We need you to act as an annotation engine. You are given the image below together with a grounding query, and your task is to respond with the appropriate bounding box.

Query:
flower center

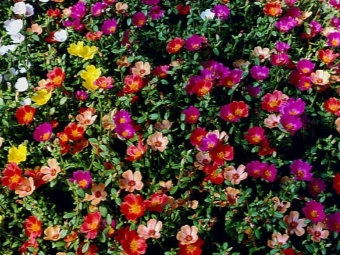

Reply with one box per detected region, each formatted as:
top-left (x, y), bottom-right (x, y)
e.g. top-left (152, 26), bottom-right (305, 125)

top-left (95, 191), bottom-right (102, 198)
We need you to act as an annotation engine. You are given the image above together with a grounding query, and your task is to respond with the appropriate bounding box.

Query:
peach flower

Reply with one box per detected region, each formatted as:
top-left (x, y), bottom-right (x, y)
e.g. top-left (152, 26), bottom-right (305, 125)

top-left (283, 211), bottom-right (306, 236)
top-left (119, 170), bottom-right (144, 192)
top-left (225, 187), bottom-right (240, 205)
top-left (116, 55), bottom-right (130, 68)
top-left (307, 222), bottom-right (329, 242)
top-left (15, 177), bottom-right (35, 197)
top-left (267, 232), bottom-right (289, 248)
top-left (27, 24), bottom-right (43, 35)
top-left (116, 2), bottom-right (128, 14)
top-left (223, 164), bottom-right (248, 184)
top-left (76, 110), bottom-right (97, 126)
top-left (271, 197), bottom-right (291, 213)
top-left (137, 219), bottom-right (163, 239)
top-left (233, 59), bottom-right (250, 68)
top-left (155, 120), bottom-right (173, 131)
top-left (40, 158), bottom-right (61, 182)
top-left (0, 137), bottom-right (4, 148)
top-left (84, 183), bottom-right (107, 205)
top-left (264, 114), bottom-right (281, 128)
top-left (311, 70), bottom-right (330, 85)
top-left (158, 180), bottom-right (173, 193)
top-left (176, 225), bottom-right (199, 245)
top-left (44, 225), bottom-right (61, 241)
top-left (253, 46), bottom-right (270, 62)
top-left (131, 61), bottom-right (151, 77)
top-left (147, 131), bottom-right (169, 152)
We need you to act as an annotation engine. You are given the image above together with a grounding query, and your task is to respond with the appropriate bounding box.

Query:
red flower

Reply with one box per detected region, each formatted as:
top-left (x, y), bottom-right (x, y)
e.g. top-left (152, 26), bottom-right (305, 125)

top-left (333, 173), bottom-right (340, 194)
top-left (24, 216), bottom-right (42, 239)
top-left (46, 8), bottom-right (61, 18)
top-left (45, 31), bottom-right (57, 43)
top-left (324, 97), bottom-right (340, 116)
top-left (15, 105), bottom-right (36, 125)
top-left (120, 194), bottom-right (145, 221)
top-left (263, 2), bottom-right (282, 17)
top-left (230, 101), bottom-right (249, 118)
top-left (244, 126), bottom-right (266, 145)
top-left (167, 37), bottom-right (185, 54)
top-left (126, 140), bottom-right (147, 162)
top-left (176, 4), bottom-right (190, 15)
top-left (56, 131), bottom-right (69, 145)
top-left (1, 162), bottom-right (23, 190)
top-left (144, 193), bottom-right (168, 213)
top-left (258, 138), bottom-right (276, 156)
top-left (318, 49), bottom-right (337, 64)
top-left (25, 166), bottom-right (46, 189)
top-left (19, 239), bottom-right (38, 255)
top-left (121, 230), bottom-right (147, 255)
top-left (190, 127), bottom-right (207, 147)
top-left (203, 164), bottom-right (224, 184)
top-left (46, 67), bottom-right (65, 88)
top-left (64, 122), bottom-right (85, 141)
top-left (178, 238), bottom-right (204, 255)
top-left (79, 212), bottom-right (101, 239)
top-left (209, 142), bottom-right (234, 165)
top-left (123, 74), bottom-right (143, 94)
top-left (282, 248), bottom-right (303, 255)
top-left (192, 79), bottom-right (213, 97)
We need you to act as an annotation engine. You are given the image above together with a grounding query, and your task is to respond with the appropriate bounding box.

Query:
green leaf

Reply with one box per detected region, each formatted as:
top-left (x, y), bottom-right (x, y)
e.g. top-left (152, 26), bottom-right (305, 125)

top-left (63, 212), bottom-right (76, 219)
top-left (82, 242), bottom-right (89, 253)
top-left (60, 97), bottom-right (67, 105)
top-left (213, 48), bottom-right (220, 56)
top-left (99, 205), bottom-right (108, 217)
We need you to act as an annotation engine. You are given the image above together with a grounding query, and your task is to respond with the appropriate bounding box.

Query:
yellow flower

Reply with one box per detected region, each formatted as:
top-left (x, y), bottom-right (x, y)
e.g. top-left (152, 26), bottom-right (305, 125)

top-left (8, 144), bottom-right (27, 164)
top-left (67, 41), bottom-right (84, 56)
top-left (80, 65), bottom-right (101, 90)
top-left (31, 89), bottom-right (52, 105)
top-left (0, 215), bottom-right (2, 224)
top-left (78, 45), bottom-right (98, 61)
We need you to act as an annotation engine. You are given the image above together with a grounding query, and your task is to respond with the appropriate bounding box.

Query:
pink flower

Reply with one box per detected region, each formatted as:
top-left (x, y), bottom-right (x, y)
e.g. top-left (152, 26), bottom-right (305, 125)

top-left (283, 211), bottom-right (307, 236)
top-left (182, 106), bottom-right (200, 124)
top-left (76, 109), bottom-right (97, 126)
top-left (223, 164), bottom-right (248, 184)
top-left (264, 114), bottom-right (280, 128)
top-left (132, 12), bottom-right (146, 28)
top-left (33, 123), bottom-right (53, 142)
top-left (40, 158), bottom-right (61, 182)
top-left (14, 177), bottom-right (35, 197)
top-left (176, 225), bottom-right (199, 245)
top-left (302, 200), bottom-right (325, 223)
top-left (126, 140), bottom-right (147, 161)
top-left (267, 232), bottom-right (289, 248)
top-left (119, 170), bottom-right (144, 192)
top-left (147, 131), bottom-right (169, 152)
top-left (137, 219), bottom-right (163, 239)
top-left (307, 223), bottom-right (329, 242)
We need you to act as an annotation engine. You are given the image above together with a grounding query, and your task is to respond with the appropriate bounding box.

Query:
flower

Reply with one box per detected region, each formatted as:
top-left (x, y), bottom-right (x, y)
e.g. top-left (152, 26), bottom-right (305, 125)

top-left (272, 197), bottom-right (291, 213)
top-left (212, 4), bottom-right (230, 20)
top-left (64, 122), bottom-right (85, 141)
top-left (176, 225), bottom-right (199, 245)
top-left (267, 232), bottom-right (289, 248)
top-left (307, 222), bottom-right (329, 242)
top-left (333, 173), bottom-right (340, 194)
top-left (253, 46), bottom-right (270, 62)
top-left (167, 37), bottom-right (185, 54)
top-left (283, 211), bottom-right (306, 236)
top-left (123, 74), bottom-right (143, 93)
top-left (246, 161), bottom-right (265, 179)
top-left (264, 114), bottom-right (280, 128)
top-left (1, 163), bottom-right (23, 190)
top-left (121, 230), bottom-right (147, 255)
top-left (43, 225), bottom-right (61, 241)
top-left (46, 67), bottom-right (65, 88)
top-left (93, 76), bottom-right (114, 89)
top-left (296, 59), bottom-right (315, 74)
top-left (263, 2), bottom-right (282, 17)
top-left (15, 77), bottom-right (29, 92)
top-left (279, 114), bottom-right (302, 135)
top-left (115, 123), bottom-right (136, 139)
top-left (223, 164), bottom-right (247, 184)
top-left (31, 89), bottom-right (52, 105)
top-left (185, 35), bottom-right (203, 51)
top-left (302, 200), bottom-right (325, 223)
top-left (119, 170), bottom-right (144, 192)
top-left (144, 193), bottom-right (168, 212)
top-left (4, 19), bottom-right (23, 35)
top-left (8, 144), bottom-right (27, 164)
top-left (75, 90), bottom-right (89, 101)
top-left (69, 170), bottom-right (92, 189)
top-left (76, 109), bottom-right (97, 126)
top-left (289, 159), bottom-right (313, 181)
top-left (149, 6), bottom-right (164, 20)
top-left (327, 212), bottom-right (340, 232)
top-left (311, 70), bottom-right (330, 85)
top-left (137, 219), bottom-right (163, 239)
top-left (80, 65), bottom-right (101, 90)
top-left (33, 122), bottom-right (53, 142)
top-left (244, 126), bottom-right (266, 145)
top-left (308, 178), bottom-right (326, 196)
top-left (15, 105), bottom-right (36, 125)
top-left (250, 66), bottom-right (270, 80)
top-left (15, 177), bottom-right (35, 197)
top-left (24, 216), bottom-right (42, 239)
top-left (40, 158), bottom-right (61, 182)
top-left (101, 18), bottom-right (118, 34)
top-left (80, 212), bottom-right (101, 239)
top-left (120, 194), bottom-right (145, 221)
top-left (147, 132), bottom-right (169, 152)
top-left (200, 9), bottom-right (215, 20)
top-left (126, 141), bottom-right (147, 162)
top-left (275, 16), bottom-right (297, 32)
top-left (132, 12), bottom-right (146, 28)
top-left (131, 61), bottom-right (151, 77)
top-left (261, 163), bottom-right (277, 182)
top-left (84, 183), bottom-right (107, 205)
top-left (327, 32), bottom-right (340, 47)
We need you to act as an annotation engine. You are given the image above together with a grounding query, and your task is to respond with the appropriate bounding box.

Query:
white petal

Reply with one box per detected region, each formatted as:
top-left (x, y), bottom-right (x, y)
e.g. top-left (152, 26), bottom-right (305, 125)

top-left (15, 77), bottom-right (28, 92)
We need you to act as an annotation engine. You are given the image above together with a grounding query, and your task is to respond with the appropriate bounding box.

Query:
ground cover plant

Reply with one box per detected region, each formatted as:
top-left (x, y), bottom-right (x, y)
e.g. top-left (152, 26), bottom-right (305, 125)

top-left (1, 0), bottom-right (340, 254)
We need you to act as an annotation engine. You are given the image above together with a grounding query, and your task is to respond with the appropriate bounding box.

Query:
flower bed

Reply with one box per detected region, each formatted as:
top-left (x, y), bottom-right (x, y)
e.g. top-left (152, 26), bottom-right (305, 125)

top-left (1, 0), bottom-right (340, 254)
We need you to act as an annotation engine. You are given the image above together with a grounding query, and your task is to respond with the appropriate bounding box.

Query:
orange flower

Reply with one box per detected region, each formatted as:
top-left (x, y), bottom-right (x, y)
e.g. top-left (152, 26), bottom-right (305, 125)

top-left (15, 177), bottom-right (35, 197)
top-left (176, 225), bottom-right (199, 245)
top-left (131, 61), bottom-right (151, 77)
top-left (116, 56), bottom-right (131, 69)
top-left (84, 183), bottom-right (107, 205)
top-left (147, 131), bottom-right (169, 152)
top-left (40, 158), bottom-right (61, 182)
top-left (119, 170), bottom-right (144, 192)
top-left (263, 2), bottom-right (282, 17)
top-left (43, 225), bottom-right (61, 241)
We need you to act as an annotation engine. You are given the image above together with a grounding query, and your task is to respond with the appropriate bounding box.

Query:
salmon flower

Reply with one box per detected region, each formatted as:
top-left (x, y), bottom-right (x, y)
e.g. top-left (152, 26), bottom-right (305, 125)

top-left (43, 225), bottom-right (61, 241)
top-left (267, 232), bottom-right (289, 248)
top-left (40, 158), bottom-right (61, 182)
top-left (120, 194), bottom-right (145, 221)
top-left (46, 67), bottom-right (65, 89)
top-left (123, 74), bottom-right (143, 94)
top-left (147, 131), bottom-right (169, 152)
top-left (15, 177), bottom-right (35, 197)
top-left (283, 211), bottom-right (307, 236)
top-left (80, 212), bottom-right (101, 239)
top-left (126, 140), bottom-right (147, 161)
top-left (84, 183), bottom-right (107, 205)
top-left (119, 170), bottom-right (144, 192)
top-left (137, 219), bottom-right (163, 239)
top-left (271, 197), bottom-right (291, 213)
top-left (76, 110), bottom-right (97, 126)
top-left (176, 225), bottom-right (199, 245)
top-left (307, 223), bottom-right (329, 242)
top-left (131, 61), bottom-right (151, 77)
top-left (223, 164), bottom-right (248, 184)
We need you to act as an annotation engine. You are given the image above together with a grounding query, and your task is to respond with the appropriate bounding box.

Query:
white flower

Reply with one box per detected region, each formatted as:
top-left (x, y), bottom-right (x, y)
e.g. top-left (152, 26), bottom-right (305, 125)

top-left (39, 0), bottom-right (50, 2)
top-left (25, 4), bottom-right (34, 17)
top-left (18, 61), bottom-right (31, 73)
top-left (21, 98), bottom-right (32, 105)
top-left (15, 77), bottom-right (29, 92)
top-left (200, 9), bottom-right (215, 20)
top-left (0, 46), bottom-right (9, 55)
top-left (11, 33), bottom-right (25, 44)
top-left (54, 30), bottom-right (68, 42)
top-left (13, 2), bottom-right (26, 15)
top-left (4, 19), bottom-right (23, 35)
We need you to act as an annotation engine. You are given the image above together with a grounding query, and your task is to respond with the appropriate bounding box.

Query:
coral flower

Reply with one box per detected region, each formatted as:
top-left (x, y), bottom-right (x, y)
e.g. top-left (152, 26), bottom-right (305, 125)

top-left (15, 105), bottom-right (36, 125)
top-left (302, 200), bottom-right (325, 223)
top-left (209, 142), bottom-right (234, 165)
top-left (167, 37), bottom-right (185, 54)
top-left (261, 90), bottom-right (288, 112)
top-left (283, 211), bottom-right (307, 236)
top-left (64, 122), bottom-right (85, 141)
top-left (24, 216), bottom-right (42, 239)
top-left (43, 225), bottom-right (61, 241)
top-left (31, 89), bottom-right (52, 105)
top-left (223, 164), bottom-right (247, 184)
top-left (126, 140), bottom-right (147, 161)
top-left (131, 61), bottom-right (151, 77)
top-left (307, 222), bottom-right (329, 242)
top-left (93, 76), bottom-right (114, 89)
top-left (40, 158), bottom-right (61, 182)
top-left (76, 109), bottom-right (97, 126)
top-left (33, 122), bottom-right (53, 142)
top-left (1, 163), bottom-right (23, 190)
top-left (263, 2), bottom-right (282, 17)
top-left (267, 232), bottom-right (289, 248)
top-left (46, 67), bottom-right (65, 88)
top-left (176, 225), bottom-right (199, 245)
top-left (84, 183), bottom-right (108, 205)
top-left (80, 212), bottom-right (101, 239)
top-left (8, 144), bottom-right (27, 164)
top-left (225, 187), bottom-right (240, 205)
top-left (147, 131), bottom-right (169, 152)
top-left (69, 170), bottom-right (92, 189)
top-left (120, 194), bottom-right (145, 221)
top-left (324, 97), bottom-right (340, 116)
top-left (119, 170), bottom-right (144, 192)
top-left (15, 177), bottom-right (35, 197)
top-left (137, 219), bottom-right (163, 239)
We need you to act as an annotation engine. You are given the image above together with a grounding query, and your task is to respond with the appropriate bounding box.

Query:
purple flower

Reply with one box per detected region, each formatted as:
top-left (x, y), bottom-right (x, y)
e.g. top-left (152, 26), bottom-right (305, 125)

top-left (115, 123), bottom-right (135, 139)
top-left (142, 0), bottom-right (159, 5)
top-left (279, 98), bottom-right (305, 117)
top-left (75, 90), bottom-right (89, 101)
top-left (290, 159), bottom-right (313, 181)
top-left (149, 6), bottom-right (164, 20)
top-left (63, 18), bottom-right (84, 31)
top-left (33, 123), bottom-right (53, 142)
top-left (91, 2), bottom-right (104, 17)
top-left (246, 161), bottom-right (265, 179)
top-left (275, 16), bottom-right (297, 32)
top-left (270, 53), bottom-right (290, 66)
top-left (69, 170), bottom-right (92, 189)
top-left (246, 85), bottom-right (261, 97)
top-left (101, 18), bottom-right (117, 35)
top-left (279, 114), bottom-right (302, 135)
top-left (199, 133), bottom-right (218, 151)
top-left (327, 212), bottom-right (340, 232)
top-left (182, 106), bottom-right (200, 124)
top-left (250, 66), bottom-right (270, 81)
top-left (261, 163), bottom-right (277, 182)
top-left (310, 21), bottom-right (322, 35)
top-left (113, 109), bottom-right (131, 125)
top-left (296, 59), bottom-right (315, 74)
top-left (212, 4), bottom-right (230, 20)
top-left (308, 178), bottom-right (326, 196)
top-left (185, 34), bottom-right (203, 51)
top-left (70, 1), bottom-right (87, 19)
top-left (302, 200), bottom-right (325, 223)
top-left (275, 41), bottom-right (291, 52)
top-left (331, 17), bottom-right (340, 29)
top-left (327, 32), bottom-right (340, 47)
top-left (132, 12), bottom-right (146, 28)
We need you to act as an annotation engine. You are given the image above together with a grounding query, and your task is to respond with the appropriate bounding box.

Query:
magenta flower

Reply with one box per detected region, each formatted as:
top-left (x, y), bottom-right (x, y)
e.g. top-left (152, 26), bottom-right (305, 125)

top-left (185, 35), bottom-right (203, 51)
top-left (212, 4), bottom-right (230, 20)
top-left (297, 76), bottom-right (312, 91)
top-left (113, 110), bottom-right (132, 125)
top-left (75, 90), bottom-right (89, 101)
top-left (142, 0), bottom-right (159, 5)
top-left (246, 161), bottom-right (265, 179)
top-left (296, 59), bottom-right (315, 74)
top-left (115, 123), bottom-right (135, 139)
top-left (290, 159), bottom-right (313, 181)
top-left (331, 17), bottom-right (340, 29)
top-left (279, 114), bottom-right (302, 135)
top-left (270, 53), bottom-right (290, 66)
top-left (329, 0), bottom-right (340, 9)
top-left (261, 163), bottom-right (277, 182)
top-left (275, 16), bottom-right (297, 32)
top-left (246, 85), bottom-right (261, 97)
top-left (302, 200), bottom-right (325, 223)
top-left (308, 178), bottom-right (326, 196)
top-left (149, 6), bottom-right (164, 20)
top-left (244, 126), bottom-right (266, 145)
top-left (132, 12), bottom-right (146, 28)
top-left (91, 2), bottom-right (104, 17)
top-left (182, 106), bottom-right (200, 124)
top-left (200, 69), bottom-right (214, 81)
top-left (279, 98), bottom-right (305, 117)
top-left (69, 170), bottom-right (92, 189)
top-left (63, 18), bottom-right (84, 31)
top-left (327, 212), bottom-right (340, 232)
top-left (219, 104), bottom-right (238, 122)
top-left (221, 69), bottom-right (243, 87)
top-left (327, 32), bottom-right (340, 47)
top-left (70, 1), bottom-right (87, 19)
top-left (285, 6), bottom-right (301, 18)
top-left (199, 133), bottom-right (218, 151)
top-left (250, 66), bottom-right (270, 81)
top-left (284, 0), bottom-right (297, 6)
top-left (101, 18), bottom-right (117, 35)
top-left (33, 123), bottom-right (53, 142)
top-left (275, 41), bottom-right (291, 52)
